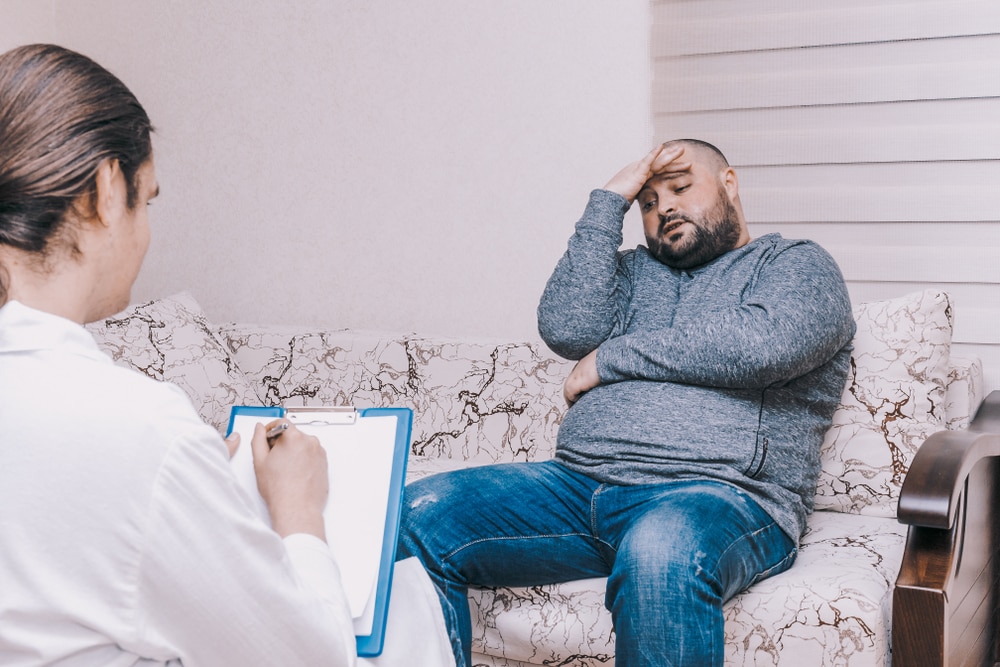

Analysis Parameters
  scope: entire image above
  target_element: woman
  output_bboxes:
[0,44,454,666]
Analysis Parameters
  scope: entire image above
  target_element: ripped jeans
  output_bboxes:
[397,461,796,667]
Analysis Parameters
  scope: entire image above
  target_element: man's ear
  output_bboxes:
[721,167,739,202]
[93,159,124,228]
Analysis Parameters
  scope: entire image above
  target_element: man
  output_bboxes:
[398,140,855,666]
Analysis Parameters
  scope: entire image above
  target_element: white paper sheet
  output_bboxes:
[228,412,398,624]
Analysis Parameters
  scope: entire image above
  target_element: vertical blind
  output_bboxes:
[651,0,1000,390]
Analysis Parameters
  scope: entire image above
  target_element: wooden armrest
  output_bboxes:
[893,392,1000,666]
[897,390,1000,529]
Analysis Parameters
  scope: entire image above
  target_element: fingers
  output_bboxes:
[249,422,272,473]
[251,420,329,540]
[603,143,691,203]
[224,431,240,459]
[563,350,601,407]
[563,379,574,406]
[264,421,289,448]
[563,384,579,407]
[626,144,679,186]
[636,143,669,171]
[650,143,690,175]
[250,418,296,467]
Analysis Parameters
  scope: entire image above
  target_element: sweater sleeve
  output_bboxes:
[595,240,855,389]
[537,189,634,360]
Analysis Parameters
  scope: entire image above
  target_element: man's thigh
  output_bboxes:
[400,460,614,587]
[599,480,796,600]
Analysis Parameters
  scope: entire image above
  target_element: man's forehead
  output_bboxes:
[639,169,692,195]
[652,171,688,182]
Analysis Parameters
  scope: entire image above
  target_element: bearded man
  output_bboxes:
[398,140,856,667]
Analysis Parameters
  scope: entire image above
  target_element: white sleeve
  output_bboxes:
[283,532,358,648]
[131,427,357,667]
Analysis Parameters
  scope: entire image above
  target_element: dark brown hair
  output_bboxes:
[0,44,152,301]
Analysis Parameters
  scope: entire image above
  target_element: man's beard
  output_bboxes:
[647,188,742,270]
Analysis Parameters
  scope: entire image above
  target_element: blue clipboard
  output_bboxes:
[226,404,412,657]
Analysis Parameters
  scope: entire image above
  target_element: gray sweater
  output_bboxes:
[538,189,855,543]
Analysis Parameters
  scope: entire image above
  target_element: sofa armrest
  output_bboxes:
[893,390,1000,667]
[897,390,1000,529]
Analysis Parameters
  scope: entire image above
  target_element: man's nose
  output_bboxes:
[658,199,674,217]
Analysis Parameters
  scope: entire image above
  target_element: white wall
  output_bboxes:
[651,0,1000,392]
[0,1,52,43]
[1,0,653,339]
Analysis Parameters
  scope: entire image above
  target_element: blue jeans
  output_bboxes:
[397,461,796,667]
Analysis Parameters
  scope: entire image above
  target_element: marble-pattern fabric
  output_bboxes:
[216,324,573,465]
[942,354,983,431]
[465,511,905,667]
[814,289,958,516]
[85,292,261,431]
[85,291,983,667]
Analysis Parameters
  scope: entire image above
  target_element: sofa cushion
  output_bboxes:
[942,354,984,430]
[468,510,905,667]
[85,292,261,431]
[723,510,905,665]
[814,289,953,516]
[469,576,614,667]
[217,326,571,464]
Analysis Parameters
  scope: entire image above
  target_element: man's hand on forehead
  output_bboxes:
[650,143,692,176]
[604,143,693,205]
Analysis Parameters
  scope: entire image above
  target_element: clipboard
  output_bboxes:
[226,404,412,657]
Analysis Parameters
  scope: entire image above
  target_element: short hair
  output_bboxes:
[0,44,152,300]
[663,138,730,170]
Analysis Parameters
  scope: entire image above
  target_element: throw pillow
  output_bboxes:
[85,292,261,431]
[814,289,953,516]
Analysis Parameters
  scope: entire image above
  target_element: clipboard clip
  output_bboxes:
[285,405,358,426]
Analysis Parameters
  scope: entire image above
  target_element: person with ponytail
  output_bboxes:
[0,44,454,667]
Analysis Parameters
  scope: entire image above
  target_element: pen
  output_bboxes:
[266,422,289,445]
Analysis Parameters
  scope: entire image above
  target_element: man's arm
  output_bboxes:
[538,144,691,360]
[536,189,632,360]
[594,241,855,390]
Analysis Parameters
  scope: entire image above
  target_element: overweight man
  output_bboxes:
[398,139,855,666]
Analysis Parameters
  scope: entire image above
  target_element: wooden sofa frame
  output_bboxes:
[894,390,1000,666]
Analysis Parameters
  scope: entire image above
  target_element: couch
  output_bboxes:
[86,288,989,666]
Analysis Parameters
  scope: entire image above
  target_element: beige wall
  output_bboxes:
[1,0,652,338]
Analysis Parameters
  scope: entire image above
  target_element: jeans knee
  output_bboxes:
[614,542,711,593]
[606,516,727,617]
[397,477,448,561]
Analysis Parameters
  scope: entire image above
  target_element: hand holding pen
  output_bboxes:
[223,421,288,458]
[251,419,329,540]
[265,421,289,448]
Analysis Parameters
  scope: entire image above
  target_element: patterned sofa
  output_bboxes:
[86,288,985,666]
